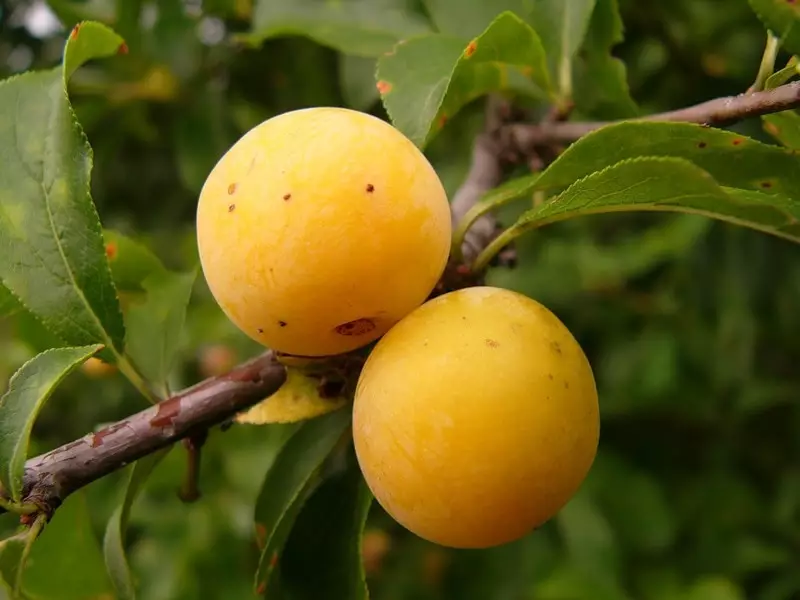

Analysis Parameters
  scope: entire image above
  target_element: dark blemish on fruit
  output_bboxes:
[698,141,707,148]
[461,316,467,321]
[464,40,478,58]
[335,318,376,336]
[257,328,264,334]
[760,181,773,189]
[564,381,570,389]
[278,321,287,327]
[732,138,743,146]
[548,374,554,380]
[70,24,80,40]
[550,340,562,355]
[228,183,237,195]
[366,183,375,193]
[376,80,392,94]
[105,242,117,260]
[283,193,291,201]
[485,338,499,348]
[118,42,129,55]
[228,204,235,212]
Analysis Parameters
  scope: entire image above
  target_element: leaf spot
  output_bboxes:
[70,24,81,40]
[376,80,392,94]
[697,141,707,149]
[105,242,117,260]
[118,42,129,55]
[256,582,266,595]
[464,40,478,58]
[270,552,279,567]
[255,523,267,549]
[438,114,448,128]
[760,181,773,188]
[732,138,743,146]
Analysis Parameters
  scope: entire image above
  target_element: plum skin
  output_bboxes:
[352,286,600,549]
[196,107,452,357]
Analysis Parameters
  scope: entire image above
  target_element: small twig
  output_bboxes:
[510,81,800,150]
[178,430,208,503]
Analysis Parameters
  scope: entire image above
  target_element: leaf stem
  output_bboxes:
[472,226,519,273]
[750,32,781,93]
[0,497,38,515]
[17,513,46,595]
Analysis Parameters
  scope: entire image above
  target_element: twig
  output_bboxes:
[178,430,208,503]
[510,81,800,150]
[10,352,286,517]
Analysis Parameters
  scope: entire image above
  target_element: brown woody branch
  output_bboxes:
[509,81,800,151]
[8,82,800,521]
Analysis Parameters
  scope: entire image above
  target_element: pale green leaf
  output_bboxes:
[557,490,619,583]
[0,285,21,319]
[765,57,799,89]
[0,345,101,501]
[338,54,380,110]
[378,11,552,147]
[529,0,596,97]
[103,230,166,294]
[124,269,197,393]
[103,449,171,600]
[763,111,800,149]
[421,0,534,39]
[0,533,26,597]
[247,0,432,56]
[748,0,800,56]
[0,21,126,356]
[253,409,351,595]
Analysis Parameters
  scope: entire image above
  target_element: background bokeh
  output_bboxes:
[0,1,798,599]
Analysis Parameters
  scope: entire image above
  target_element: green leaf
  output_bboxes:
[421,0,533,39]
[21,492,115,599]
[103,230,166,294]
[247,0,432,56]
[686,577,746,600]
[763,111,800,149]
[124,269,197,394]
[279,461,373,600]
[512,157,800,243]
[535,122,800,202]
[748,0,800,56]
[378,11,552,147]
[529,0,596,98]
[765,57,799,89]
[338,55,380,111]
[0,284,22,319]
[103,449,171,600]
[0,533,26,596]
[572,0,638,118]
[253,408,351,596]
[0,345,101,501]
[0,21,126,357]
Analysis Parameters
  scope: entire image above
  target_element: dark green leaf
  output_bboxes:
[0,345,101,501]
[421,0,533,39]
[686,577,746,600]
[529,0,596,98]
[21,492,115,599]
[338,55,380,111]
[378,11,552,147]
[763,111,800,149]
[279,461,373,600]
[124,269,197,394]
[103,230,166,294]
[748,0,800,56]
[536,122,800,201]
[508,157,800,245]
[0,284,22,319]
[0,21,126,356]
[253,408,351,596]
[103,449,171,600]
[572,0,638,118]
[248,0,432,56]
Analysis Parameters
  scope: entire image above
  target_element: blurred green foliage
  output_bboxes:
[0,0,798,599]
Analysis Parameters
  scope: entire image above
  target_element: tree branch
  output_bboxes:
[15,352,286,516]
[510,81,800,150]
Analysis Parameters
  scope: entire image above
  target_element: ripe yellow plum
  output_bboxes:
[196,107,451,357]
[353,286,600,549]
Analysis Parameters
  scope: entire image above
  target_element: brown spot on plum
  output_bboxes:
[376,80,392,94]
[485,338,499,348]
[283,193,291,201]
[732,138,743,146]
[70,24,81,40]
[548,374,554,380]
[105,242,117,260]
[335,318,376,336]
[255,523,267,549]
[550,340,562,355]
[366,183,375,193]
[150,397,181,428]
[697,141,707,148]
[228,183,237,195]
[278,321,287,327]
[228,204,236,212]
[564,381,570,389]
[257,328,264,334]
[118,42,129,55]
[464,40,478,58]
